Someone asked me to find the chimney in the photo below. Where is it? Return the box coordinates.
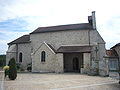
[88,16,92,25]
[92,11,96,30]
[88,11,96,30]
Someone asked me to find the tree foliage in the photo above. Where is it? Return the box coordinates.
[0,55,6,67]
[8,58,17,80]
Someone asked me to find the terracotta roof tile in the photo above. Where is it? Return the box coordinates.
[106,50,118,57]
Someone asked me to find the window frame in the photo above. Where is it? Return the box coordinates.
[19,52,23,63]
[41,51,46,62]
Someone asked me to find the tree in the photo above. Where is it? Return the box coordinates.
[3,65,9,78]
[0,55,6,67]
[8,58,17,80]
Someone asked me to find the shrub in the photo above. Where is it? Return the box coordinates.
[20,68,25,71]
[27,63,32,72]
[3,65,9,70]
[0,55,6,67]
[8,58,17,80]
[16,63,21,70]
[3,65,9,78]
[16,63,25,72]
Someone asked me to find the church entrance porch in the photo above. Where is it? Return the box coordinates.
[73,57,79,72]
[57,46,92,73]
[63,53,83,73]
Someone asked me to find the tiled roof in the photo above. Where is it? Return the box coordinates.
[30,23,93,34]
[57,46,92,53]
[8,35,30,45]
[106,50,118,57]
[47,43,56,53]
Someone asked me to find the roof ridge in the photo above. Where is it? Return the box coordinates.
[37,23,89,28]
[30,23,93,34]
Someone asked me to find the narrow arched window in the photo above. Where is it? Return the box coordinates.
[41,51,46,62]
[19,52,22,62]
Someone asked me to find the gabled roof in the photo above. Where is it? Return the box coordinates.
[111,43,120,49]
[44,44,92,53]
[46,43,56,53]
[30,23,93,34]
[44,42,56,54]
[32,42,56,55]
[57,46,92,53]
[8,35,30,45]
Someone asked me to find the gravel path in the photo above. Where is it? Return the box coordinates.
[4,73,120,90]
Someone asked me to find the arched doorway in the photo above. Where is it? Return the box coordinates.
[73,57,79,72]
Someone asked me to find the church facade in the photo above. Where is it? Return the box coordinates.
[6,11,109,76]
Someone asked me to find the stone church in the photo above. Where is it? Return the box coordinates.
[6,11,109,76]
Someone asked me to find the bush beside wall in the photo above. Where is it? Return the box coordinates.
[8,58,17,80]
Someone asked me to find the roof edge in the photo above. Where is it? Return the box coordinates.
[8,41,31,45]
[8,35,30,45]
[30,23,93,34]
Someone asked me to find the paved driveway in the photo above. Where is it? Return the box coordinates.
[4,73,120,90]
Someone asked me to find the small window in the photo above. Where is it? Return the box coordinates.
[41,51,46,62]
[19,52,22,62]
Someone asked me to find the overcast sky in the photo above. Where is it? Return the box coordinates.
[0,0,120,54]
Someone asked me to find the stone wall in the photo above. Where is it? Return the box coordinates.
[6,44,17,65]
[32,42,56,72]
[6,52,16,65]
[55,53,64,73]
[82,53,91,74]
[98,43,109,76]
[30,29,107,75]
[30,30,91,51]
[17,43,31,70]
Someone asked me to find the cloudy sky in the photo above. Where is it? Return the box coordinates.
[0,0,120,54]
